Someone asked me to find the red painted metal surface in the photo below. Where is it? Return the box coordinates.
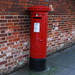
[28,5,50,59]
[28,5,50,12]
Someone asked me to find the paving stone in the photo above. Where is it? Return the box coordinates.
[66,70,75,75]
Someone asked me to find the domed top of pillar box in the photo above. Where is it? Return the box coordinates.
[28,5,51,12]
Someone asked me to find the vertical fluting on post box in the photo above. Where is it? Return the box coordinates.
[28,5,50,71]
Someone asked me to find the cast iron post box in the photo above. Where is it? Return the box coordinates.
[28,5,50,71]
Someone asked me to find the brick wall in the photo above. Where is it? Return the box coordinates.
[0,0,75,74]
[47,15,75,54]
[0,15,30,74]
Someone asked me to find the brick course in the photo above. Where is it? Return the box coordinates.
[0,0,74,74]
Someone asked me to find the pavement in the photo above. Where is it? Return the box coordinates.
[10,45,75,75]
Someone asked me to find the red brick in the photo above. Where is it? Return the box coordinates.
[1,47,8,50]
[7,36,14,39]
[12,32,19,35]
[0,54,6,58]
[0,20,7,23]
[5,62,13,66]
[8,20,12,22]
[5,1,13,5]
[13,38,20,41]
[0,34,7,37]
[12,19,19,22]
[6,56,13,59]
[6,23,14,26]
[1,16,5,19]
[7,42,14,46]
[23,55,28,57]
[18,16,24,18]
[0,41,7,44]
[12,44,19,48]
[8,39,13,42]
[0,61,7,65]
[13,26,20,29]
[8,26,14,29]
[0,27,7,30]
[6,16,13,19]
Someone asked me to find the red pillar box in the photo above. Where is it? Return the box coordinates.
[28,5,50,71]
